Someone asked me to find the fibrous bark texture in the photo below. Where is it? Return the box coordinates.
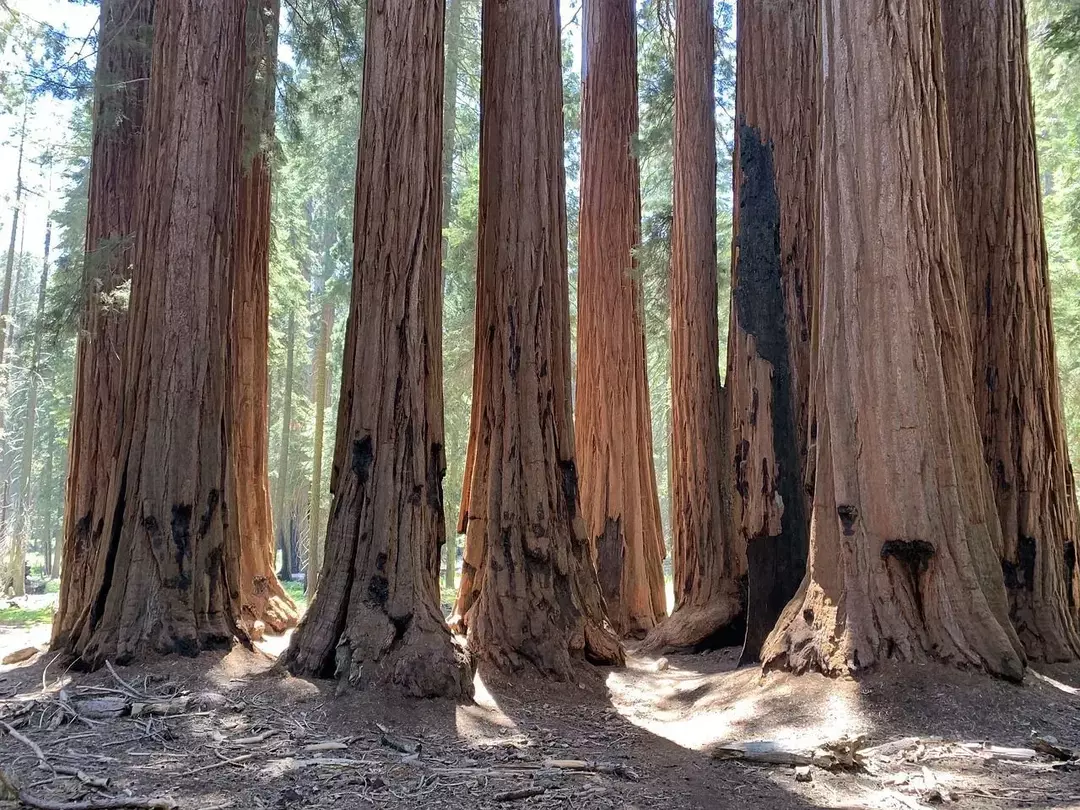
[452,0,623,676]
[761,0,1026,682]
[942,0,1080,662]
[728,0,817,664]
[645,0,744,653]
[53,0,153,648]
[63,0,247,667]
[230,0,298,637]
[575,0,666,639]
[282,0,473,698]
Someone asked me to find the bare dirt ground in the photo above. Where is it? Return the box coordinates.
[1,624,1079,810]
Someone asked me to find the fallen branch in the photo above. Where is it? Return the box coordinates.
[1,719,51,770]
[494,787,546,802]
[17,793,177,810]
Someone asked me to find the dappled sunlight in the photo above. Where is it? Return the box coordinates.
[455,671,520,745]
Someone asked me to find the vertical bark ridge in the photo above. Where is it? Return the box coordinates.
[728,0,818,663]
[762,0,1025,681]
[575,0,666,639]
[943,0,1080,662]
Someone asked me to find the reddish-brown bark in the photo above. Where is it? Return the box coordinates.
[62,0,247,666]
[645,0,744,652]
[761,0,1025,681]
[575,0,666,639]
[451,0,623,676]
[52,0,153,648]
[943,0,1080,662]
[230,0,298,637]
[282,0,472,697]
[727,0,817,663]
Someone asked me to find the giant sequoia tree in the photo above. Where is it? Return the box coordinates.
[761,0,1025,681]
[53,0,153,647]
[61,0,247,666]
[647,0,743,652]
[451,0,623,676]
[727,0,817,663]
[943,0,1080,662]
[230,0,298,637]
[575,0,666,639]
[282,0,473,698]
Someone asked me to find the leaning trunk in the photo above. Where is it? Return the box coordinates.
[576,0,666,639]
[452,0,623,676]
[942,0,1080,661]
[52,0,153,647]
[761,0,1025,681]
[230,0,298,636]
[283,0,473,698]
[645,0,744,652]
[63,0,247,667]
[728,0,817,663]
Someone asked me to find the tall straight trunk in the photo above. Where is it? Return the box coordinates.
[10,221,52,595]
[230,0,298,635]
[41,406,56,579]
[646,0,744,652]
[575,0,666,639]
[0,102,27,377]
[451,0,623,676]
[275,307,297,582]
[728,0,818,664]
[63,0,247,666]
[442,0,462,592]
[283,0,473,697]
[52,0,153,647]
[943,0,1080,662]
[762,0,1025,681]
[306,298,333,597]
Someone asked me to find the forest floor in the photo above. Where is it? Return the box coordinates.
[1,616,1079,810]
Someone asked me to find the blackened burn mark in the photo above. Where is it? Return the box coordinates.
[1064,541,1076,609]
[171,504,193,591]
[734,122,810,665]
[837,504,859,537]
[427,442,445,513]
[881,538,936,614]
[368,574,390,606]
[507,305,520,380]
[734,439,751,502]
[352,436,374,486]
[596,517,624,607]
[198,489,220,539]
[1002,535,1038,592]
[559,459,580,519]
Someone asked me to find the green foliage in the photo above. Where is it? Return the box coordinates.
[0,602,54,626]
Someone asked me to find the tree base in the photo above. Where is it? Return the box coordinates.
[241,581,299,635]
[640,598,745,654]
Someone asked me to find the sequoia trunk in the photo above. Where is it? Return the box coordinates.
[761,0,1025,681]
[52,0,153,647]
[306,298,333,597]
[645,0,744,652]
[452,0,623,676]
[63,0,247,666]
[942,0,1080,661]
[728,0,817,663]
[282,0,473,698]
[230,0,298,636]
[575,0,667,639]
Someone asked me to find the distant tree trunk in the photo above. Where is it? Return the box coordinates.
[645,0,744,652]
[576,0,666,639]
[41,407,56,579]
[52,0,153,648]
[761,0,1026,681]
[0,101,27,377]
[451,0,623,676]
[275,307,297,582]
[728,0,817,664]
[10,221,52,595]
[283,0,473,697]
[442,0,462,593]
[62,0,247,667]
[230,0,298,636]
[943,0,1080,662]
[306,298,333,597]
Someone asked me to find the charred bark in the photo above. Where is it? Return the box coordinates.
[53,0,153,648]
[62,0,247,667]
[451,0,623,676]
[728,0,817,665]
[282,0,473,698]
[230,0,298,637]
[943,0,1080,662]
[644,0,744,653]
[761,0,1026,681]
